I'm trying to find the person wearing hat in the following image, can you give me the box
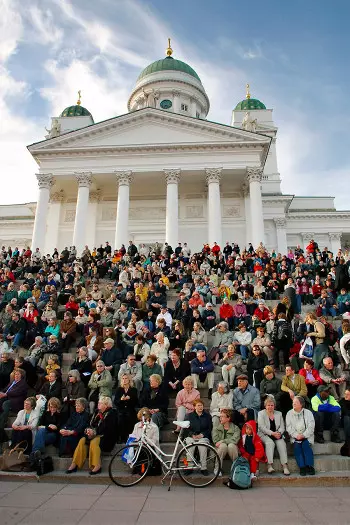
[99,338,123,377]
[118,354,142,394]
[201,302,217,331]
[156,305,172,329]
[232,374,260,424]
[311,384,341,443]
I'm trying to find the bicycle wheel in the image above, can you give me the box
[109,443,152,487]
[177,442,221,488]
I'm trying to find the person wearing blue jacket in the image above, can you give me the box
[311,385,341,443]
[191,349,214,399]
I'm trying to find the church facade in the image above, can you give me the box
[2,42,350,254]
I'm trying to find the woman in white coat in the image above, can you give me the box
[10,395,46,454]
[258,396,290,475]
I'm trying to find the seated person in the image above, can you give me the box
[131,407,159,447]
[11,356,37,389]
[59,311,77,353]
[247,345,268,390]
[212,408,240,476]
[258,395,290,475]
[140,373,169,429]
[260,366,282,409]
[40,334,61,369]
[39,370,62,401]
[311,385,341,443]
[184,398,213,475]
[63,370,86,412]
[0,353,14,389]
[232,374,261,425]
[141,354,163,387]
[232,323,252,360]
[209,322,233,363]
[251,326,273,363]
[238,420,267,481]
[201,303,217,331]
[191,349,215,399]
[11,396,44,454]
[163,349,190,393]
[319,357,346,401]
[210,381,233,427]
[218,344,243,388]
[30,397,62,463]
[66,396,117,475]
[59,397,90,457]
[190,321,208,350]
[88,361,113,413]
[286,396,315,476]
[118,354,142,394]
[26,336,47,367]
[219,298,234,330]
[114,373,138,443]
[45,354,61,381]
[340,389,350,447]
[174,376,200,433]
[280,365,307,415]
[150,331,170,370]
[70,346,93,388]
[299,358,322,399]
[0,369,27,431]
[134,334,150,363]
[86,325,104,362]
[99,338,123,377]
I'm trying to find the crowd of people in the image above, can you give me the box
[0,238,349,478]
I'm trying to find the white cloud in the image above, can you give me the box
[0,0,23,62]
[27,6,63,47]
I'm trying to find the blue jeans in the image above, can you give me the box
[322,307,337,317]
[32,427,57,453]
[239,345,249,359]
[293,439,314,468]
[295,295,302,314]
[12,332,23,348]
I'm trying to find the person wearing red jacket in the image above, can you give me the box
[299,358,323,398]
[312,282,323,299]
[238,420,267,480]
[219,298,234,330]
[253,301,270,324]
[188,292,205,311]
[211,242,221,256]
[65,295,80,315]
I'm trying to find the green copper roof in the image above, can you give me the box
[137,56,201,82]
[60,105,93,118]
[235,98,266,110]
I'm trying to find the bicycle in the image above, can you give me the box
[108,418,221,490]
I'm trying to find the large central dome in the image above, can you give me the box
[137,56,201,83]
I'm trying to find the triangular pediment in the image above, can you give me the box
[28,108,271,153]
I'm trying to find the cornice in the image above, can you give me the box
[287,213,350,220]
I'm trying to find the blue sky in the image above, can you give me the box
[1,0,349,207]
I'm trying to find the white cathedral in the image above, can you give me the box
[1,41,350,255]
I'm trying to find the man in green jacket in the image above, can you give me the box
[311,385,341,444]
[0,283,18,312]
[212,408,240,476]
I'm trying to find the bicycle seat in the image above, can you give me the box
[173,420,190,429]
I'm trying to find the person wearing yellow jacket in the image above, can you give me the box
[311,385,341,444]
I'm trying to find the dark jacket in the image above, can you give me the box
[66,380,86,401]
[2,378,27,412]
[114,386,138,414]
[99,347,123,367]
[185,410,212,440]
[201,309,217,330]
[89,408,118,452]
[38,410,62,436]
[260,376,282,403]
[140,384,169,415]
[0,359,14,389]
[247,353,268,385]
[191,357,214,375]
[164,359,190,386]
[70,357,93,386]
[40,380,62,401]
[62,410,89,437]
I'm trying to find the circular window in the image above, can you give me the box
[160,99,172,109]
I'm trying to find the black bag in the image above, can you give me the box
[36,455,54,476]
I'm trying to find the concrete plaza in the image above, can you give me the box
[0,480,350,525]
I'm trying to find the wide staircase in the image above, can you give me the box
[1,286,350,486]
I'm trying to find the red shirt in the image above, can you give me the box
[253,307,270,321]
[219,303,234,319]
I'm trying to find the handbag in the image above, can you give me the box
[121,436,137,463]
[36,455,54,476]
[299,337,313,358]
[0,441,28,472]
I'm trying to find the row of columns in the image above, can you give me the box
[31,166,266,253]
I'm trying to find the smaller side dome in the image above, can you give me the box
[60,105,92,118]
[235,83,266,110]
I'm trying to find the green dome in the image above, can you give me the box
[137,56,201,82]
[235,98,266,110]
[60,105,92,117]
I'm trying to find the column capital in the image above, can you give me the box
[50,189,65,203]
[36,173,54,190]
[242,183,249,197]
[246,166,263,183]
[75,172,92,187]
[301,232,314,241]
[172,90,181,97]
[328,232,342,240]
[164,168,181,184]
[274,217,287,229]
[89,189,102,203]
[115,170,133,186]
[205,167,222,184]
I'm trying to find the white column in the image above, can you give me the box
[301,232,314,252]
[205,168,222,248]
[172,91,181,113]
[44,190,65,255]
[86,190,101,250]
[274,218,288,255]
[243,183,251,248]
[190,97,197,117]
[31,173,54,251]
[114,171,133,250]
[72,172,92,254]
[329,232,342,255]
[246,167,265,248]
[164,169,181,248]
